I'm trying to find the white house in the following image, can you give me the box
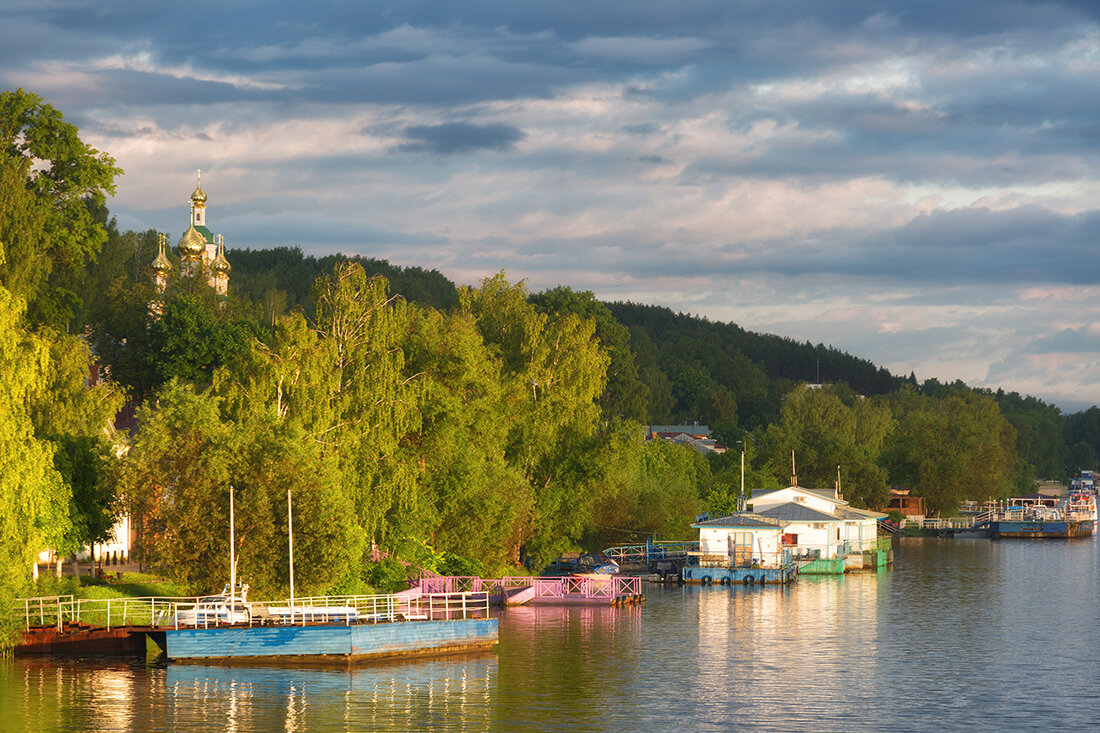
[691,513,786,567]
[747,486,885,559]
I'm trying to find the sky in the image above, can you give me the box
[4,1,1100,411]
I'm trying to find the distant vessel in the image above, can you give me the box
[1069,469,1096,495]
[1066,490,1098,522]
[982,495,1095,539]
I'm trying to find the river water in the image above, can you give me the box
[3,537,1098,732]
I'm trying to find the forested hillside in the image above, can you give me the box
[3,88,1099,634]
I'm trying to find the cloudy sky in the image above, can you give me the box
[4,1,1100,410]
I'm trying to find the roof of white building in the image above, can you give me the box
[836,506,888,520]
[752,486,848,505]
[692,513,785,529]
[756,503,840,522]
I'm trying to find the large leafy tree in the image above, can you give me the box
[147,294,262,387]
[755,384,894,508]
[587,434,709,548]
[401,306,525,564]
[0,88,121,319]
[0,286,69,638]
[461,273,610,565]
[311,262,421,551]
[119,380,357,596]
[30,330,125,553]
[882,385,1020,515]
[530,286,648,423]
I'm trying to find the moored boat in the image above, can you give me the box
[163,590,497,663]
[983,501,1095,539]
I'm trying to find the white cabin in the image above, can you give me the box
[747,486,885,559]
[691,513,786,567]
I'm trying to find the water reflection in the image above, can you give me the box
[4,539,1098,732]
[164,657,496,731]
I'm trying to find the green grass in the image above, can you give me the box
[31,572,189,601]
[23,572,190,629]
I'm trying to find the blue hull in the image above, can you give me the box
[166,618,498,663]
[681,565,798,585]
[986,519,1094,539]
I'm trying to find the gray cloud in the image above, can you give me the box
[1026,328,1100,355]
[7,0,1100,408]
[396,122,527,154]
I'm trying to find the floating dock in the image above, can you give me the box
[165,617,497,664]
[15,591,497,663]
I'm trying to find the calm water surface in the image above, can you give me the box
[3,537,1098,732]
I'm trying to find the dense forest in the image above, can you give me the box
[5,88,1100,640]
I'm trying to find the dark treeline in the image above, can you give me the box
[227,246,459,318]
[4,88,1100,629]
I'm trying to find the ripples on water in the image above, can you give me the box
[3,538,1097,732]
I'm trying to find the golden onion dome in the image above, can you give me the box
[211,246,231,275]
[177,224,206,259]
[190,182,207,206]
[152,246,172,273]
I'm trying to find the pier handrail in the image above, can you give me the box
[18,590,492,631]
[603,541,699,563]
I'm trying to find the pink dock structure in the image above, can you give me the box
[413,576,644,606]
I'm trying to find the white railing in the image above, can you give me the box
[21,595,194,631]
[689,549,795,568]
[18,591,491,631]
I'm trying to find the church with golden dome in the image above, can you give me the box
[152,171,231,295]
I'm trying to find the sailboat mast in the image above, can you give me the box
[288,488,295,607]
[229,484,236,595]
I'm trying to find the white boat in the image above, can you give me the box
[1066,490,1098,522]
[260,604,360,623]
[173,584,251,626]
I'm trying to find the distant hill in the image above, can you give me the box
[606,301,906,428]
[227,246,458,313]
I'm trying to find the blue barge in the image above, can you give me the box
[164,590,497,664]
[166,617,498,663]
[983,518,1094,539]
[977,500,1095,539]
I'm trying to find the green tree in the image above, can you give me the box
[311,262,421,552]
[0,285,70,643]
[0,89,121,315]
[461,273,610,565]
[30,330,125,554]
[588,435,709,548]
[882,386,1019,515]
[401,306,526,565]
[119,380,358,596]
[994,390,1066,480]
[755,385,893,508]
[147,294,262,387]
[530,286,648,423]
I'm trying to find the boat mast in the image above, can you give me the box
[288,488,295,609]
[229,484,236,596]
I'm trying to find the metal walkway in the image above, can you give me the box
[416,575,644,606]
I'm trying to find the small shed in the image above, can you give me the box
[691,513,785,567]
[887,488,925,520]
